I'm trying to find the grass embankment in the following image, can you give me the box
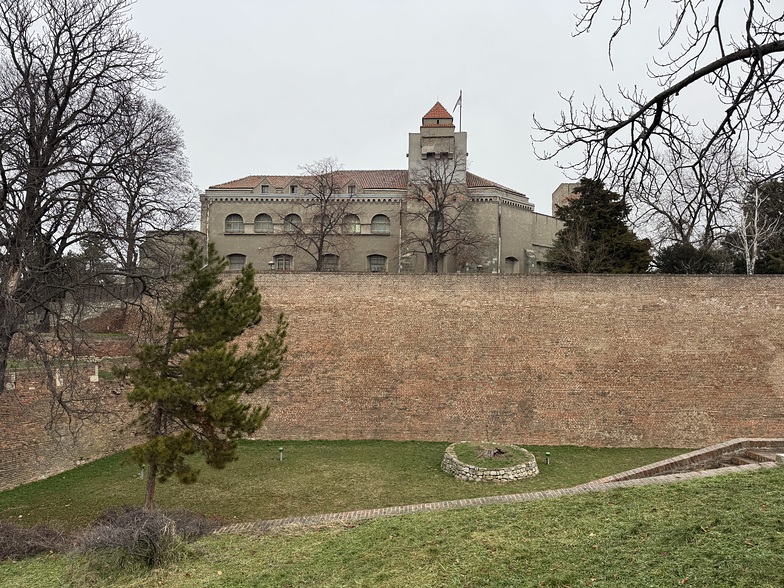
[0,441,684,530]
[2,466,783,587]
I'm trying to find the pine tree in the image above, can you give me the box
[547,178,651,273]
[127,239,287,510]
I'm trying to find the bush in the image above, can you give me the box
[0,520,67,561]
[75,506,216,569]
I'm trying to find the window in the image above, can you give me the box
[428,211,444,233]
[343,214,361,234]
[274,254,292,271]
[322,254,339,272]
[368,254,387,273]
[227,254,246,271]
[290,185,297,194]
[347,185,356,195]
[505,256,519,274]
[225,214,244,234]
[254,213,273,233]
[284,213,301,233]
[261,185,270,194]
[370,214,390,235]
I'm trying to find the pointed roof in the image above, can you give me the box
[422,101,453,125]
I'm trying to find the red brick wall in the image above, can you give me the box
[2,274,784,490]
[248,274,784,448]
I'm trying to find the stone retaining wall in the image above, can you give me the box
[441,442,539,482]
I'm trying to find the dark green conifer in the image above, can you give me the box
[548,178,651,273]
[127,240,287,510]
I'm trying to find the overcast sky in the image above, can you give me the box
[130,1,682,215]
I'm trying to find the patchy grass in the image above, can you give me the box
[0,441,685,531]
[2,467,783,587]
[452,441,535,468]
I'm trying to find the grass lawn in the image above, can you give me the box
[1,466,783,587]
[0,440,685,530]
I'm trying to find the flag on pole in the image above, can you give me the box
[453,90,463,112]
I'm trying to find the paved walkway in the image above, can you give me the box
[215,460,777,536]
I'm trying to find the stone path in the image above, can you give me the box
[215,460,777,536]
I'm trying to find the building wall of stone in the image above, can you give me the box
[207,195,404,272]
[4,274,784,490]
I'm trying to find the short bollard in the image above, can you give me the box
[545,451,551,465]
[279,446,284,462]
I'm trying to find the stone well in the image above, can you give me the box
[441,442,539,482]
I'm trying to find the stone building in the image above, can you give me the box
[200,102,561,273]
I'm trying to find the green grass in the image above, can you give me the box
[452,441,535,468]
[2,466,783,587]
[0,441,684,531]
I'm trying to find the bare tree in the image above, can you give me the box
[279,158,355,271]
[404,151,487,273]
[92,95,196,277]
[726,172,784,274]
[0,0,163,417]
[535,1,784,192]
[628,144,738,252]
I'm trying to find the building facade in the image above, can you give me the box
[201,102,561,273]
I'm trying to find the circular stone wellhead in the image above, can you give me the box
[441,442,539,482]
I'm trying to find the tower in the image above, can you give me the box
[407,101,467,183]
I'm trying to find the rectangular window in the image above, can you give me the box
[368,255,387,273]
[290,185,297,194]
[261,185,270,194]
[347,185,356,195]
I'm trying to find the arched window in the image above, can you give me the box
[370,214,390,235]
[368,254,387,273]
[225,214,244,234]
[254,213,273,233]
[322,254,339,272]
[343,214,361,234]
[284,214,301,233]
[274,254,292,271]
[428,210,444,233]
[227,254,246,271]
[505,256,519,274]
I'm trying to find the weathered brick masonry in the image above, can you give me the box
[2,274,783,490]
[249,274,784,447]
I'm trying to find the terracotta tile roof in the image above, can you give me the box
[422,101,453,122]
[210,170,408,191]
[211,170,525,197]
[335,170,409,190]
[466,172,526,198]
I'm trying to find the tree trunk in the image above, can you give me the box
[144,461,157,511]
[144,402,164,511]
[0,330,12,395]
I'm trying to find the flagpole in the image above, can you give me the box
[453,90,463,132]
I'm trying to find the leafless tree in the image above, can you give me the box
[535,1,784,193]
[0,0,164,421]
[628,144,738,251]
[91,95,196,277]
[725,169,783,274]
[404,151,488,273]
[279,157,356,271]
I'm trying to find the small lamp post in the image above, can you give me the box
[278,446,284,462]
[545,451,551,465]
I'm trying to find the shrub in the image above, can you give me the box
[0,520,67,561]
[75,506,215,569]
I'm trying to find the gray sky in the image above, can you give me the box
[130,1,678,215]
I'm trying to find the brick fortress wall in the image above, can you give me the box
[2,274,783,490]
[250,274,784,447]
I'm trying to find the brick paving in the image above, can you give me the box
[215,459,778,537]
